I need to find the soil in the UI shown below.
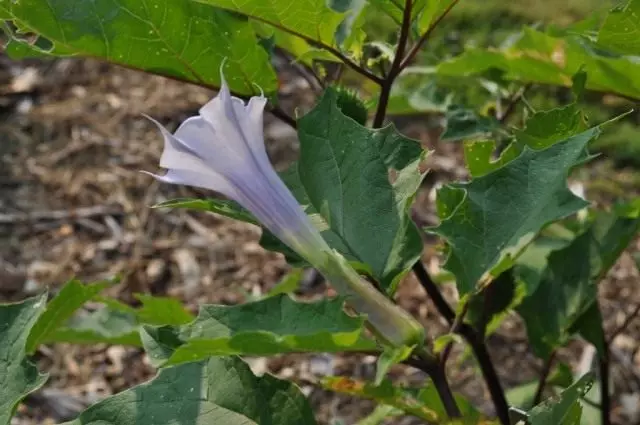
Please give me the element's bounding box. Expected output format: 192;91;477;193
1;56;639;425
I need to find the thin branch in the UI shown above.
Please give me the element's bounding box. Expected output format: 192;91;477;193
407;348;462;419
533;351;556;405
372;0;414;127
412;262;511;425
441;302;469;365
269;104;297;129
498;83;532;123
247;16;383;85
398;0;461;71
607;303;640;345
599;349;612;425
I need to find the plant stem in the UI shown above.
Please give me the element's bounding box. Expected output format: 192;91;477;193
409;349;462;419
412;262;511;425
398;0;461;71
372;0;414;127
533;351;556;405
246;15;384;85
600;345;612;425
607;303;640;345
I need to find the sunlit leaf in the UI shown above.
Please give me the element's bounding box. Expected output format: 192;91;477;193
0;294;48;425
193;0;346;46
141;294;376;367
25;279;113;353
598;0;640;56
0;0;276;94
63;356;317;425
436;28;640;100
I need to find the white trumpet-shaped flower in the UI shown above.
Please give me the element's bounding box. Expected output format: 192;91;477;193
144;76;424;348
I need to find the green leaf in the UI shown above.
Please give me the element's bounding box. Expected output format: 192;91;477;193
441;106;499;142
528;373;594;425
154;198;258;224
432;127;598;295
194;0;346;45
515;105;586;150
320;377;441;422
25;279;113;353
266;268;304;297
598;0;640;56
63;356;317;425
141;294;376;367
135;294;194;326
374;345;414;386
0;294;48;425
356;405;403;425
45;306;141;347
292;88;428;292
436;28;640;100
519;202;640;357
506;362;574;410
465;270;524;337
416;0;456;33
0;0;276;95
321;376;483;424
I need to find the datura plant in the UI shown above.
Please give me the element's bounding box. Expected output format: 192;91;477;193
143;75;425;348
2;0;640;424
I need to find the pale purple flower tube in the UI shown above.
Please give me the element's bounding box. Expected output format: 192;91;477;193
144;76;424;348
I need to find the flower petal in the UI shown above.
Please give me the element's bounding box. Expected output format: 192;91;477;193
199;75;271;169
142;168;238;200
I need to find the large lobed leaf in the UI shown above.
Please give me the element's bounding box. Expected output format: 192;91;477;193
141;294;377;367
63;356;317;425
292;88;428;292
0;294;48;425
0;0;276;94
432;125;597;295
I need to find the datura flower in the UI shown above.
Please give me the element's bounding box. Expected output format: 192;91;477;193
144;77;424;348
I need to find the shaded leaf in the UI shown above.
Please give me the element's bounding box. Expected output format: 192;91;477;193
432;127;598;295
0;294;48;425
141;294;376;367
45;306;141;347
465;270;523;337
506;362;574;410
0;0;276;94
528;373;594;425
63;356;317;425
26;279;113;353
266;268;304;297
441;105;498;142
519;201;640;357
